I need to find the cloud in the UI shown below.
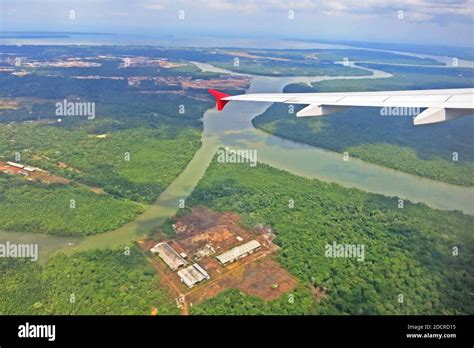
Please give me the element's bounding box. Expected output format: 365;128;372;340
145;3;165;11
205;0;259;12
333;0;474;22
1;0;472;46
156;0;474;23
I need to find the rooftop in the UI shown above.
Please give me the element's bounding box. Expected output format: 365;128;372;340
215;240;261;265
177;263;210;288
151;243;187;271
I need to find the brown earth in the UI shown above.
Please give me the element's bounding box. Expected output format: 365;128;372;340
143;207;296;312
29;171;71;184
187;257;297;304
174;206;256;255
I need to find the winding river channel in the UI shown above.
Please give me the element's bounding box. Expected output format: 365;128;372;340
1;56;473;263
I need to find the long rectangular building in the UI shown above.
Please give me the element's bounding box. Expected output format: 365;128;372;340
6;161;24;169
151;242;187;271
177;263;210;288
215;240;261;265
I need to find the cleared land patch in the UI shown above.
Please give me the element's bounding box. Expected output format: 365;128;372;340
142;207;296;311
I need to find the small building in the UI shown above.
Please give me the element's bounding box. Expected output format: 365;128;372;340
194;244;215;260
215;240;261;266
151;242;187;271
177;263;210;288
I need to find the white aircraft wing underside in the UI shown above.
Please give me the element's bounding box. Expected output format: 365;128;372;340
210;88;474;125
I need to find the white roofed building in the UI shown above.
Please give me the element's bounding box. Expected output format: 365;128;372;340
151;242;187;271
6;161;24;168
215;240;261;265
177;263;210;288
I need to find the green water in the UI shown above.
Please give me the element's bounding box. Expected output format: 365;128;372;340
1;61;472;262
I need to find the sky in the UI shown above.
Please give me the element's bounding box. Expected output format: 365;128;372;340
1;0;473;47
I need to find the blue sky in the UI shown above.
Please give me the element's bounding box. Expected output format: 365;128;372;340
1;0;473;46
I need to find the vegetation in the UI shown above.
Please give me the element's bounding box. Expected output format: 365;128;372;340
310;63;474;91
192;287;316;315
199;47;443;76
188;156;474;314
0;245;178;314
0;122;202;204
319;40;474;61
209;57;370;77
0;45;472;316
0;45;215;235
0;258;45;314
307;49;443;65
253;64;474;186
250;48;443;65
0;173;143;235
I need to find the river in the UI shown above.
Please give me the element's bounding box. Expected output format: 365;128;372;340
1;55;472;263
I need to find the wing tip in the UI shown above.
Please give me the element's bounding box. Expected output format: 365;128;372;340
208;89;231;111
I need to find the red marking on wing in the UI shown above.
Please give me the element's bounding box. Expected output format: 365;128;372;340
208;89;231;111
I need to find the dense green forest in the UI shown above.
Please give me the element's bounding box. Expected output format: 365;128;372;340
0;174;143;235
253;64;474;186
0;245;178;314
0;122;202;204
188;156;474;314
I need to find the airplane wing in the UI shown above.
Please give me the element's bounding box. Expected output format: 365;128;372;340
208;88;474;125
